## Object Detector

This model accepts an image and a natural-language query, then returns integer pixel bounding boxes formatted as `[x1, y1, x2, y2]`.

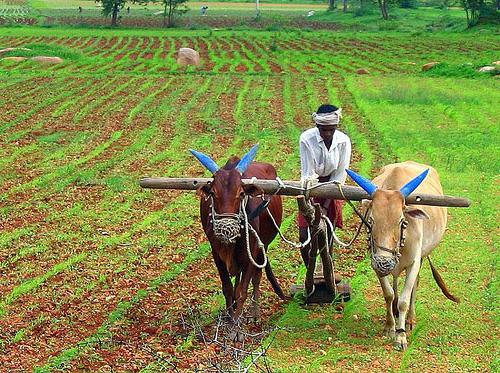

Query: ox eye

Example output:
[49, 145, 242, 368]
[239, 191, 246, 199]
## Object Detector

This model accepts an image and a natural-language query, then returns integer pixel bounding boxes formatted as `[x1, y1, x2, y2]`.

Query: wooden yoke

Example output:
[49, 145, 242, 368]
[297, 195, 337, 304]
[139, 177, 471, 207]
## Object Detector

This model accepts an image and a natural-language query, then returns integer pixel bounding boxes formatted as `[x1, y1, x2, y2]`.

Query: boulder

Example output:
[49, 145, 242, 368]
[2, 56, 27, 62]
[478, 66, 496, 72]
[30, 56, 64, 64]
[422, 62, 439, 71]
[492, 61, 500, 65]
[0, 47, 30, 56]
[355, 68, 370, 75]
[177, 48, 200, 67]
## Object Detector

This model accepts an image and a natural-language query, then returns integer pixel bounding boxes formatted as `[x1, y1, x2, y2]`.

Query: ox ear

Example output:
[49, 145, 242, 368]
[404, 206, 430, 220]
[189, 149, 220, 174]
[346, 169, 377, 196]
[242, 184, 264, 197]
[196, 182, 212, 197]
[400, 168, 429, 197]
[236, 144, 259, 174]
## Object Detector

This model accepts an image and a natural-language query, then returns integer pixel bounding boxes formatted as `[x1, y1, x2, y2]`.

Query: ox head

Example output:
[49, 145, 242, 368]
[346, 168, 430, 277]
[189, 145, 263, 244]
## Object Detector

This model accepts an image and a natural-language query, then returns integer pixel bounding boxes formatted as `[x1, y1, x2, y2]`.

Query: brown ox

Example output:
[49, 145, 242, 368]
[347, 161, 458, 350]
[190, 145, 286, 341]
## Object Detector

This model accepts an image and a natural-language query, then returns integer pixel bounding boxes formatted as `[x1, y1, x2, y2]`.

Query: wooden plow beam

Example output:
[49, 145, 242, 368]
[139, 177, 471, 207]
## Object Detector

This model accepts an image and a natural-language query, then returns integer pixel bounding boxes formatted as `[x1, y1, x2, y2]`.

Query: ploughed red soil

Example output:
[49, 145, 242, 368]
[0, 30, 387, 369]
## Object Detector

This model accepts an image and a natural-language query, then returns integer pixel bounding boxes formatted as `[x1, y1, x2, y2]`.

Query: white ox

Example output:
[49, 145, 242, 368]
[347, 161, 459, 350]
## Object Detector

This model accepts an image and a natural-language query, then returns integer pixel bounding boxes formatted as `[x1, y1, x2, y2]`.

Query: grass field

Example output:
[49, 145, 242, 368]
[0, 25, 498, 371]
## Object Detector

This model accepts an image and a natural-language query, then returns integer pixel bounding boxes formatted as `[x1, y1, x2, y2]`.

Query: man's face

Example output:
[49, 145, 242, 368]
[318, 125, 336, 142]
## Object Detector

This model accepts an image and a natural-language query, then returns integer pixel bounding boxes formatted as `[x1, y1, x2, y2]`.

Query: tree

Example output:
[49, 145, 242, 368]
[99, 0, 127, 26]
[461, 0, 499, 26]
[147, 0, 189, 27]
[378, 0, 389, 19]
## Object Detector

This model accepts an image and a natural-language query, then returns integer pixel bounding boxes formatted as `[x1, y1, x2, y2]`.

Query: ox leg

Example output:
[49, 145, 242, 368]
[379, 275, 396, 339]
[213, 254, 234, 317]
[406, 274, 419, 331]
[228, 268, 253, 342]
[249, 269, 262, 322]
[395, 257, 421, 351]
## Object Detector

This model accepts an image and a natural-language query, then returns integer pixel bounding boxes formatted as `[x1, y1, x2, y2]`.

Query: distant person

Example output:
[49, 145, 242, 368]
[78, 6, 82, 13]
[127, 6, 130, 13]
[200, 5, 208, 15]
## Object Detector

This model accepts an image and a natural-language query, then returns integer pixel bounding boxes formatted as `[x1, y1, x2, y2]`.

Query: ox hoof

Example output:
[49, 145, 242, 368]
[384, 327, 395, 339]
[406, 318, 416, 331]
[228, 327, 244, 342]
[248, 306, 261, 323]
[394, 333, 408, 351]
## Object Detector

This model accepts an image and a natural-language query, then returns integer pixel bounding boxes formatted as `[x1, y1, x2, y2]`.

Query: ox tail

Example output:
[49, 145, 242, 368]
[428, 256, 460, 303]
[265, 262, 288, 301]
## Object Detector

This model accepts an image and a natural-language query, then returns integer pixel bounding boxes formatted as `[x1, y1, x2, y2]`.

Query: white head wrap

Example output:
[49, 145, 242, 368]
[312, 108, 342, 126]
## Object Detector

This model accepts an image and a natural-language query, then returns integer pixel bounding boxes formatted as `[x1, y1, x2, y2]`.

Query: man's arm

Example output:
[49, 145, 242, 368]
[330, 139, 351, 184]
[300, 139, 316, 180]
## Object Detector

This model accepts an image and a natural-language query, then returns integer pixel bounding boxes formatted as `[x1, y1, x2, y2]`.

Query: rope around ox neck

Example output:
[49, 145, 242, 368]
[241, 196, 268, 269]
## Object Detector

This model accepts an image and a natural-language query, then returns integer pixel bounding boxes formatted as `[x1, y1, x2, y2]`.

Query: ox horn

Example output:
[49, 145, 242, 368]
[400, 168, 429, 197]
[346, 169, 377, 196]
[189, 149, 220, 174]
[236, 143, 259, 174]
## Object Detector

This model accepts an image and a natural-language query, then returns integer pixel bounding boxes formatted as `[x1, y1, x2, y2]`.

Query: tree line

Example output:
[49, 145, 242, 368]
[98, 0, 499, 28]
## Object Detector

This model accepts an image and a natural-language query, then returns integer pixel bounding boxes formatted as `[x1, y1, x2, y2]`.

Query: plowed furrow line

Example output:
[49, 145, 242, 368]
[0, 77, 88, 134]
[0, 77, 201, 286]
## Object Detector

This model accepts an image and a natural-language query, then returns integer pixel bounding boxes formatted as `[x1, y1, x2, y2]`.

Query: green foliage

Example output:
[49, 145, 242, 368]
[144, 0, 189, 27]
[98, 0, 142, 26]
[422, 62, 499, 77]
[461, 0, 499, 26]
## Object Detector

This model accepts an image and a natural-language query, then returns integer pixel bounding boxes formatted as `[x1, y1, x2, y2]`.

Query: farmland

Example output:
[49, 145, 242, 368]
[0, 26, 498, 372]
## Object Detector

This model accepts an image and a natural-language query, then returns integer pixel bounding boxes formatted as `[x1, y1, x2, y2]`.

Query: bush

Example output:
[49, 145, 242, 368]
[421, 62, 499, 78]
[400, 0, 419, 8]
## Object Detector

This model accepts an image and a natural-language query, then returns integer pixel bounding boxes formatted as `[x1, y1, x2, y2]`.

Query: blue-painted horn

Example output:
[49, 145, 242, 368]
[400, 168, 429, 197]
[189, 149, 220, 174]
[346, 169, 377, 196]
[236, 143, 259, 174]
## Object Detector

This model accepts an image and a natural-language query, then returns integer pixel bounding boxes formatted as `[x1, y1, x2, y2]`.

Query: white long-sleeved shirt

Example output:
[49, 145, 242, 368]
[299, 127, 351, 184]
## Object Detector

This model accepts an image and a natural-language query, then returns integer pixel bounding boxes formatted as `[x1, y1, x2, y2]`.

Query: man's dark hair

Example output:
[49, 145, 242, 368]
[316, 104, 338, 114]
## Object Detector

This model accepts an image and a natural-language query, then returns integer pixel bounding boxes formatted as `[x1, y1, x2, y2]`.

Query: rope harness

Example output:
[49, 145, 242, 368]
[208, 195, 268, 269]
[368, 217, 408, 277]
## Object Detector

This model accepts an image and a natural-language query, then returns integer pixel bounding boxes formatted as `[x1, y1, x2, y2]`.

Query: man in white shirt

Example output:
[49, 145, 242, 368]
[297, 104, 351, 266]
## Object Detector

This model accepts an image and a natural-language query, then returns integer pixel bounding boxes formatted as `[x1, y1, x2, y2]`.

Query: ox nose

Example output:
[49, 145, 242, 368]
[371, 254, 397, 277]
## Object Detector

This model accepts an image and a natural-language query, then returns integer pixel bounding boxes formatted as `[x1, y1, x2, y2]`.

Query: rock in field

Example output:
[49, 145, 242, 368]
[422, 62, 440, 71]
[2, 56, 27, 62]
[0, 47, 30, 56]
[30, 56, 64, 64]
[492, 61, 500, 65]
[356, 68, 370, 75]
[478, 66, 496, 72]
[177, 48, 200, 67]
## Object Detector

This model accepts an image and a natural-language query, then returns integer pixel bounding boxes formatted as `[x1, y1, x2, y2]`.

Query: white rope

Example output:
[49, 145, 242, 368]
[242, 197, 267, 269]
[324, 214, 352, 248]
[264, 205, 305, 248]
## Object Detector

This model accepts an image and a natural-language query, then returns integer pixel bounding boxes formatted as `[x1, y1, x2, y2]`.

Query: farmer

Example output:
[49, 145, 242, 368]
[297, 104, 351, 265]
